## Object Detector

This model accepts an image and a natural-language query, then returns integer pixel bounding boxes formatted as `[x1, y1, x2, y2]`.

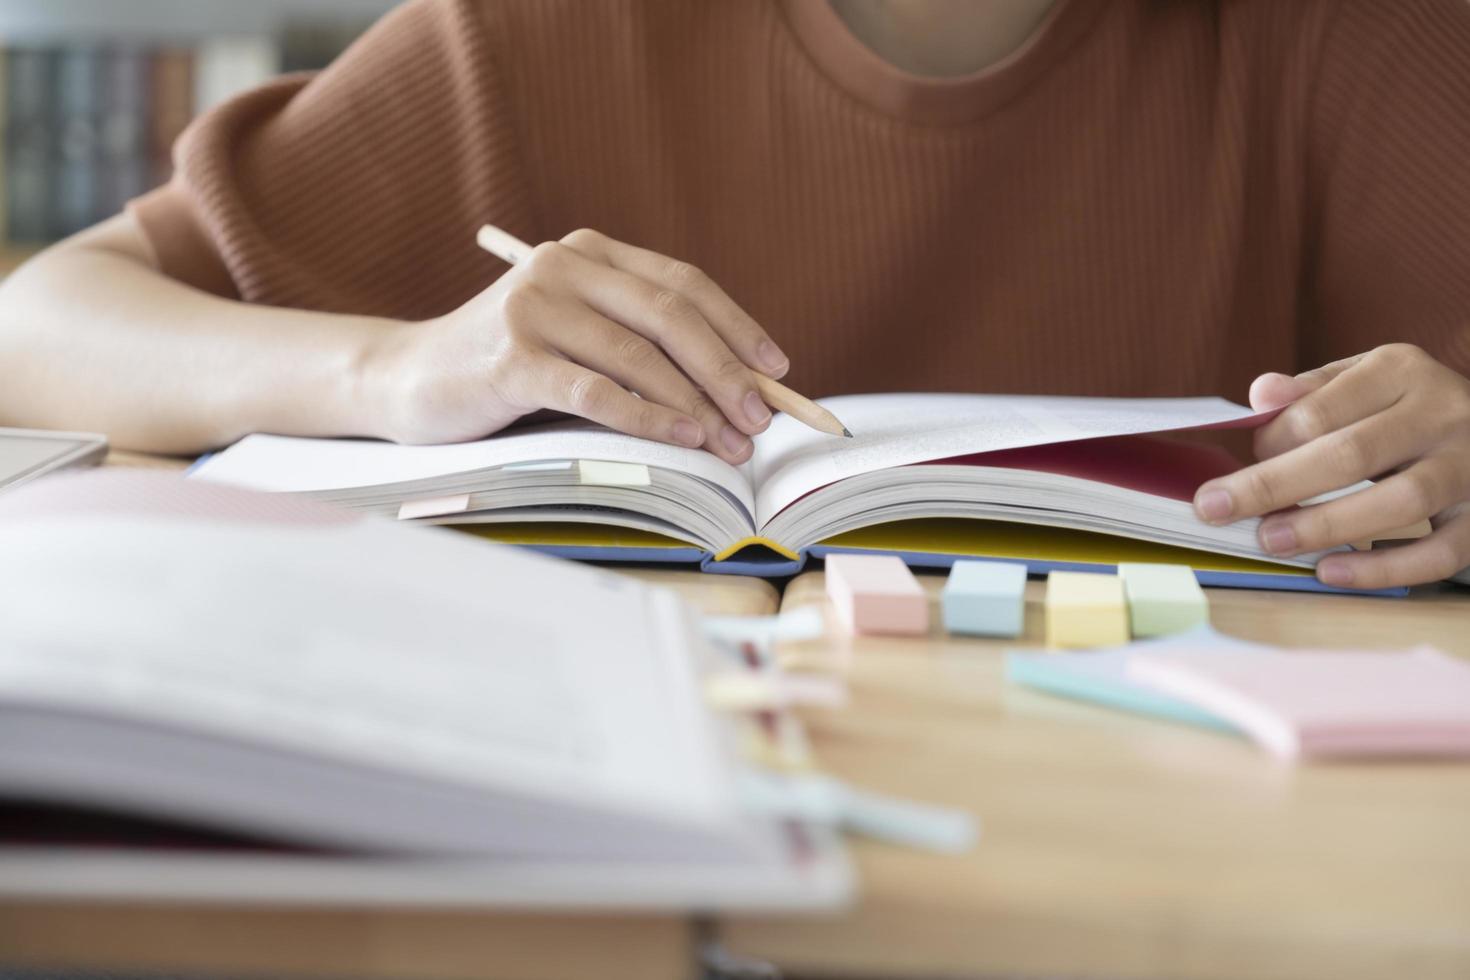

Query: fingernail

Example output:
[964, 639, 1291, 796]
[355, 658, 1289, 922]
[758, 340, 789, 375]
[671, 419, 704, 448]
[1260, 522, 1297, 556]
[744, 390, 771, 427]
[1196, 488, 1234, 524]
[721, 425, 752, 457]
[1318, 560, 1355, 588]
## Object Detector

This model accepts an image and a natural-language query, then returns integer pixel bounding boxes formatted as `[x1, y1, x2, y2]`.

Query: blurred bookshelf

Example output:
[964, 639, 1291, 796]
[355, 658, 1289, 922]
[0, 0, 396, 267]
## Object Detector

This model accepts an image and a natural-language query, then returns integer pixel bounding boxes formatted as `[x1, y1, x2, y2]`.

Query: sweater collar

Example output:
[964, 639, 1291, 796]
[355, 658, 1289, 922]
[778, 0, 1107, 125]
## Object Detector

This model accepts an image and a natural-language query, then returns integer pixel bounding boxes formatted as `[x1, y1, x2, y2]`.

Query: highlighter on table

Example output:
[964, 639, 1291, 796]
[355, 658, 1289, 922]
[476, 224, 852, 439]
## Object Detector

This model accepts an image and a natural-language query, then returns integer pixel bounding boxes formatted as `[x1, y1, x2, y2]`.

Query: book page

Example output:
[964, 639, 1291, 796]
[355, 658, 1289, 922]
[751, 394, 1255, 527]
[0, 516, 734, 825]
[193, 418, 756, 520]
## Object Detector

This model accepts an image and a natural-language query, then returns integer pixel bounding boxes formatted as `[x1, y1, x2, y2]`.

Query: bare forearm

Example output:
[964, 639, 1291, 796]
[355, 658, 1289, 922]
[0, 218, 398, 454]
[0, 218, 789, 465]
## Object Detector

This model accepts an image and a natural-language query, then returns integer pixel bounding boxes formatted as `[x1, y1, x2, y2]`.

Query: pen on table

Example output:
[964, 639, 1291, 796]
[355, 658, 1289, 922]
[476, 224, 853, 439]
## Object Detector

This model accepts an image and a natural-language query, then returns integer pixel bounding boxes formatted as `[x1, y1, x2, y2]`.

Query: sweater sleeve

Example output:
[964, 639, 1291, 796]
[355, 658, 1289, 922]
[1303, 0, 1470, 376]
[127, 0, 534, 319]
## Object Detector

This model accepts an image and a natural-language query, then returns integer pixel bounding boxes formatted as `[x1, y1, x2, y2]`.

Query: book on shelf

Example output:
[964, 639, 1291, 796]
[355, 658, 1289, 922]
[1, 42, 193, 245]
[0, 470, 853, 908]
[191, 392, 1439, 596]
[3, 46, 56, 244]
[55, 44, 101, 238]
[98, 46, 153, 220]
[146, 46, 194, 191]
[0, 15, 368, 251]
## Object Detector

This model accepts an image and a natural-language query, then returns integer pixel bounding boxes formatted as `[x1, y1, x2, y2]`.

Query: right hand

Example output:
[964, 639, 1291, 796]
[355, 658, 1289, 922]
[366, 228, 789, 464]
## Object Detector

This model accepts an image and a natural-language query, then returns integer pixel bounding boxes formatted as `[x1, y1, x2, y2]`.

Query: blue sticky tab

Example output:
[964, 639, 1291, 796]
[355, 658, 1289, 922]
[1004, 627, 1257, 732]
[942, 560, 1028, 637]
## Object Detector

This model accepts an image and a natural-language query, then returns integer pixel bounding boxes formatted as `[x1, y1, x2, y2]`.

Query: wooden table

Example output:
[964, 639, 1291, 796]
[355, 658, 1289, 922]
[9, 449, 1470, 978]
[718, 572, 1470, 980]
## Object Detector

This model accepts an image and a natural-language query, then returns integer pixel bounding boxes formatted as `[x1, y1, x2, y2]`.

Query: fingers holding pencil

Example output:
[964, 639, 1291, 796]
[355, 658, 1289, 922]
[558, 228, 792, 381]
[475, 224, 852, 446]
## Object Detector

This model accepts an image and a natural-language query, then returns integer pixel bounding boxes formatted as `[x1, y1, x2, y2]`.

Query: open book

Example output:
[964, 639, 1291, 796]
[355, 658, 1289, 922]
[192, 393, 1403, 595]
[0, 471, 851, 908]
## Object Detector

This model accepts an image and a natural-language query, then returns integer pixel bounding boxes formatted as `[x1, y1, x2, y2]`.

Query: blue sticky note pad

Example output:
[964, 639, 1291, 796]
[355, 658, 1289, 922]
[942, 560, 1027, 637]
[1005, 627, 1260, 732]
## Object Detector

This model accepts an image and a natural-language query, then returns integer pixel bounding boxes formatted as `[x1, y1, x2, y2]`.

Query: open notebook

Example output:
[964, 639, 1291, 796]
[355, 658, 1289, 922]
[0, 471, 851, 908]
[191, 393, 1412, 596]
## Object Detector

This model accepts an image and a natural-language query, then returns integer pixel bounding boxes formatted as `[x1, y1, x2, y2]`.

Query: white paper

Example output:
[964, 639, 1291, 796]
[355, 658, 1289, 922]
[750, 394, 1255, 527]
[193, 419, 755, 519]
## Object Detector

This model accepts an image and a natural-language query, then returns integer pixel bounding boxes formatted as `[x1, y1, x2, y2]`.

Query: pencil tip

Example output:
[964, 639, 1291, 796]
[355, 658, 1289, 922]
[842, 428, 853, 438]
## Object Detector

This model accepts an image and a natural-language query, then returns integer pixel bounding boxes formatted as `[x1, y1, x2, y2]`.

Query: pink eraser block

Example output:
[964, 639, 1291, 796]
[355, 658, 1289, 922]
[1128, 646, 1470, 760]
[825, 553, 929, 636]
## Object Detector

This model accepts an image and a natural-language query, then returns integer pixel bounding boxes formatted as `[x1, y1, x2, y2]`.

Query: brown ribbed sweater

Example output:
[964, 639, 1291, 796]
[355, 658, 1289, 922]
[131, 0, 1470, 401]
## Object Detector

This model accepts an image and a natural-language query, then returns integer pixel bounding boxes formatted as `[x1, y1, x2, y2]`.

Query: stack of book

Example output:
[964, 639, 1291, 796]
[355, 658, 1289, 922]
[0, 19, 371, 249]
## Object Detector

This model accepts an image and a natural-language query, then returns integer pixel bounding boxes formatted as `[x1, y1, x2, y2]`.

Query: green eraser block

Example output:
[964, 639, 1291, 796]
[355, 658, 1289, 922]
[1117, 562, 1208, 638]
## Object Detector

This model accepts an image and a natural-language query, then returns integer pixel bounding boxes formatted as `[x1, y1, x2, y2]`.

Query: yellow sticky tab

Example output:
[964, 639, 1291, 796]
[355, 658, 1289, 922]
[576, 459, 651, 486]
[712, 536, 801, 562]
[740, 728, 815, 772]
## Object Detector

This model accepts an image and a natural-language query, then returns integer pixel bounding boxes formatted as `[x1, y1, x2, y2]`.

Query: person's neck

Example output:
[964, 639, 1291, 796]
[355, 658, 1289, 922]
[828, 0, 1062, 77]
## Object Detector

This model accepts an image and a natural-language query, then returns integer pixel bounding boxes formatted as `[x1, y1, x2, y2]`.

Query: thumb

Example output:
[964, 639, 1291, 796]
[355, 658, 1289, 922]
[1248, 372, 1318, 412]
[1248, 353, 1368, 412]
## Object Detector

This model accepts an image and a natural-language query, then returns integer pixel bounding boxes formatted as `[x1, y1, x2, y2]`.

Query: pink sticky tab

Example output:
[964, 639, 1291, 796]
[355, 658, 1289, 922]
[397, 494, 471, 520]
[824, 553, 929, 636]
[1128, 646, 1470, 760]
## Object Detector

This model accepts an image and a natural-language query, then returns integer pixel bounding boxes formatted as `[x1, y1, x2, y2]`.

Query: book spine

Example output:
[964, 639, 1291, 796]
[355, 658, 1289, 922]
[148, 47, 194, 190]
[279, 19, 372, 73]
[54, 44, 102, 238]
[0, 47, 8, 248]
[98, 45, 151, 220]
[4, 47, 57, 244]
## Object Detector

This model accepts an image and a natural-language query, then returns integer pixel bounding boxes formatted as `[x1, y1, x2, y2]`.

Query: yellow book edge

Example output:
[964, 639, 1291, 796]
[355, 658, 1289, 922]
[820, 519, 1313, 577]
[451, 518, 1311, 577]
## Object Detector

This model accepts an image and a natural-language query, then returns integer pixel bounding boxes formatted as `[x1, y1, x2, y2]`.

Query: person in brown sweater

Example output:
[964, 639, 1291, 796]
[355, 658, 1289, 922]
[1, 0, 1468, 589]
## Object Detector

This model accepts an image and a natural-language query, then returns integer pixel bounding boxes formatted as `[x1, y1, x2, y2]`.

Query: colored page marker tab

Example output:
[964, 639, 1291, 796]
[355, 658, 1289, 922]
[576, 459, 651, 486]
[705, 673, 848, 711]
[703, 606, 826, 649]
[1045, 571, 1129, 648]
[738, 772, 977, 854]
[824, 553, 929, 636]
[942, 560, 1027, 637]
[397, 493, 471, 520]
[503, 459, 574, 472]
[1117, 562, 1208, 637]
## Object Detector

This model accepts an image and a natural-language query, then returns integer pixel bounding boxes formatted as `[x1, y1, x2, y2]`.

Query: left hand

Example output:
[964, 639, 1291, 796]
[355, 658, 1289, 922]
[1193, 343, 1470, 590]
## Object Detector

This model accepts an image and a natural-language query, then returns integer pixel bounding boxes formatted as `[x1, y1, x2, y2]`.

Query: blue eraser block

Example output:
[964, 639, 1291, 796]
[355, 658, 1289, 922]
[942, 560, 1028, 637]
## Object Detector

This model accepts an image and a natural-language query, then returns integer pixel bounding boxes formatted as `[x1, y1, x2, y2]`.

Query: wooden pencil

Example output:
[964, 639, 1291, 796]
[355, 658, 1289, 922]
[753, 374, 851, 437]
[476, 223, 852, 438]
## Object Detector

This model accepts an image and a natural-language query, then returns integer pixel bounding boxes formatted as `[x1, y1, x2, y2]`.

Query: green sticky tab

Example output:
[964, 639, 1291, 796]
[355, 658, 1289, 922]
[1118, 563, 1208, 638]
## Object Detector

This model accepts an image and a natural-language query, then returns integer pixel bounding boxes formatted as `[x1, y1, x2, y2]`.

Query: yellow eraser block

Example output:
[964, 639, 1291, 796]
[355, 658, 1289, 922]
[1045, 571, 1129, 648]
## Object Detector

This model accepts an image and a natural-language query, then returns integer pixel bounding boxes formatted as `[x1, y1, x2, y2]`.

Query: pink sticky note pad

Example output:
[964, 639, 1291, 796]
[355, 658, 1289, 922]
[824, 553, 929, 636]
[1128, 647, 1470, 760]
